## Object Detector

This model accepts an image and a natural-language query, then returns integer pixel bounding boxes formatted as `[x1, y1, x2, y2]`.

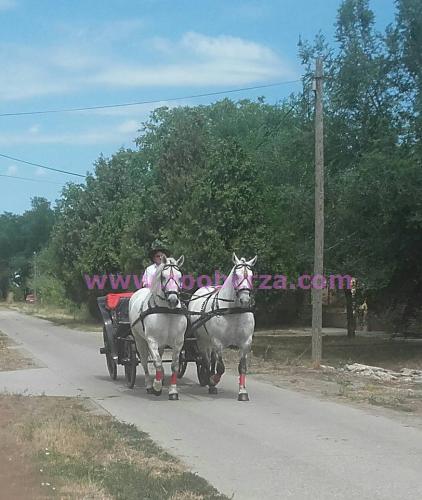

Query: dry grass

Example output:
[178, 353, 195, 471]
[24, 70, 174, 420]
[4, 395, 226, 500]
[222, 341, 422, 416]
[1, 302, 101, 332]
[170, 493, 206, 500]
[0, 330, 37, 371]
[58, 480, 112, 499]
[252, 333, 422, 370]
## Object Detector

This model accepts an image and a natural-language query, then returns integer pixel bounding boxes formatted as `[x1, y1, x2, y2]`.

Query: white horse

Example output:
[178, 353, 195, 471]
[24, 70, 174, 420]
[188, 253, 257, 401]
[129, 256, 187, 400]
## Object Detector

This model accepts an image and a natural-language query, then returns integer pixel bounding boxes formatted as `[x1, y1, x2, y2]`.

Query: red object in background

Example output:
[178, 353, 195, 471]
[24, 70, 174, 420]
[25, 294, 36, 304]
[105, 292, 134, 310]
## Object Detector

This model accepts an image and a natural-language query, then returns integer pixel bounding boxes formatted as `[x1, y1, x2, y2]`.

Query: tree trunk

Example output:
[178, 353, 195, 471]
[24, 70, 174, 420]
[345, 289, 356, 338]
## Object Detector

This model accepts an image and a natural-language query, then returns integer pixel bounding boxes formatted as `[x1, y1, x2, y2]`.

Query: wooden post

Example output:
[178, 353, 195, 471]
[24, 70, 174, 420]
[33, 251, 37, 303]
[312, 57, 324, 368]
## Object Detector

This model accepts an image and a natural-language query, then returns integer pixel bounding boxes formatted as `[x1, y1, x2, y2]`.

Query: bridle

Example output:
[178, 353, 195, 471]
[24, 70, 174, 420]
[157, 263, 182, 302]
[232, 263, 254, 298]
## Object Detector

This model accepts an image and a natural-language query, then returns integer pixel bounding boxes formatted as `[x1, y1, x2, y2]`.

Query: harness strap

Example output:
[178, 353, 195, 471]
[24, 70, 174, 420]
[188, 306, 254, 333]
[131, 304, 188, 329]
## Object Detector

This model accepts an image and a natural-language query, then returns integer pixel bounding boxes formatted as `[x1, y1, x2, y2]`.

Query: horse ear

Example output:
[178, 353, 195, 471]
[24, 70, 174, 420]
[177, 255, 184, 267]
[247, 255, 258, 266]
[232, 252, 240, 265]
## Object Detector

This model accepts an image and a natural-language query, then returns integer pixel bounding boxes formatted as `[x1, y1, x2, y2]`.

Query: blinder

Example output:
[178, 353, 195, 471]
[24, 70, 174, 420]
[160, 263, 182, 301]
[232, 263, 255, 297]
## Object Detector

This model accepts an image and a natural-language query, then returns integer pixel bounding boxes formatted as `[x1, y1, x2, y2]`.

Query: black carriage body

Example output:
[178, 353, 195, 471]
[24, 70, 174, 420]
[97, 292, 227, 386]
[97, 295, 138, 387]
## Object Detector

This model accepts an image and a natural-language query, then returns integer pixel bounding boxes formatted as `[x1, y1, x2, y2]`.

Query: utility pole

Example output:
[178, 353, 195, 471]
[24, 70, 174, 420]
[33, 251, 37, 303]
[312, 57, 324, 368]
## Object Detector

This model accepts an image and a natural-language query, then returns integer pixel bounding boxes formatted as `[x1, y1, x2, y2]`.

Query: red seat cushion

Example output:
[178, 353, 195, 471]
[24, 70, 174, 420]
[106, 292, 134, 310]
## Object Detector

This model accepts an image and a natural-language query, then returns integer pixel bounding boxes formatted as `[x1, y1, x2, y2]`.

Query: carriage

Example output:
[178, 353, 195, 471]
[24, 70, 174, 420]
[97, 292, 209, 388]
[98, 253, 256, 401]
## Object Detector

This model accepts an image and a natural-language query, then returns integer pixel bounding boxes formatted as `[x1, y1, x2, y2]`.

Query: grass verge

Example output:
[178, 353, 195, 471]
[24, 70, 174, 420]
[3, 394, 227, 500]
[0, 302, 101, 332]
[223, 334, 422, 416]
[252, 333, 422, 371]
[0, 330, 36, 371]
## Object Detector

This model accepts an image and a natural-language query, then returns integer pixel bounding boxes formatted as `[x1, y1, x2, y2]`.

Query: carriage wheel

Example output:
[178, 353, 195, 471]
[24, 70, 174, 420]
[177, 350, 188, 379]
[124, 335, 137, 389]
[103, 327, 117, 380]
[196, 359, 209, 387]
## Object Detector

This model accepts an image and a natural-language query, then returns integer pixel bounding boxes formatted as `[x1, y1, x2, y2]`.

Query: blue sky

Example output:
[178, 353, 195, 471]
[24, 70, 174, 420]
[0, 0, 396, 214]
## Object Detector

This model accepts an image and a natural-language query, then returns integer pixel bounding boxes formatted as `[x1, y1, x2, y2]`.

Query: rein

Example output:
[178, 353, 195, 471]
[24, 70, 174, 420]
[131, 295, 187, 329]
[233, 263, 254, 294]
[131, 262, 255, 332]
[187, 287, 254, 334]
[155, 263, 182, 301]
[131, 289, 254, 332]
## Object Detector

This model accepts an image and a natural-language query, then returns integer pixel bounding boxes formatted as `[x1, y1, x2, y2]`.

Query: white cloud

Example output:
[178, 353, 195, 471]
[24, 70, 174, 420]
[90, 32, 292, 87]
[56, 18, 146, 45]
[0, 30, 296, 102]
[29, 125, 40, 134]
[5, 164, 18, 175]
[149, 36, 174, 54]
[182, 32, 277, 63]
[0, 0, 17, 11]
[35, 167, 46, 176]
[0, 120, 142, 146]
[116, 119, 140, 134]
[0, 46, 75, 100]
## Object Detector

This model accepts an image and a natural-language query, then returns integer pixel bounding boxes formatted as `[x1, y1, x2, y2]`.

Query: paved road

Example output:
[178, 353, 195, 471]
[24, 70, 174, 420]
[1, 309, 422, 500]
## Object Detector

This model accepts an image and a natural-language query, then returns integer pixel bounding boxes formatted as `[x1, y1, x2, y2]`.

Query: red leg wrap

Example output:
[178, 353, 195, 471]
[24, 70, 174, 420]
[155, 369, 164, 382]
[239, 374, 246, 387]
[170, 372, 177, 385]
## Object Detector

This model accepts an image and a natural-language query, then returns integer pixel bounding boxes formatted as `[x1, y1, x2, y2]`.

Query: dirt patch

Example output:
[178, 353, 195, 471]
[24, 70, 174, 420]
[223, 333, 422, 417]
[0, 330, 37, 371]
[253, 333, 422, 370]
[1, 394, 227, 500]
[0, 396, 48, 499]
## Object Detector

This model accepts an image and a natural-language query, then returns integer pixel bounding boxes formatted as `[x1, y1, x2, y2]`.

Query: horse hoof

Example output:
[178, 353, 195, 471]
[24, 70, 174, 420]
[146, 387, 154, 394]
[208, 386, 218, 395]
[238, 393, 250, 402]
[151, 389, 162, 397]
[168, 393, 179, 401]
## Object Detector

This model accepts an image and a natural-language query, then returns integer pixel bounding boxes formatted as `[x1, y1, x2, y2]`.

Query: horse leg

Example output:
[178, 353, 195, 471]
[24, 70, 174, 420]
[215, 349, 225, 384]
[198, 348, 214, 393]
[208, 350, 218, 394]
[210, 350, 216, 376]
[238, 347, 250, 402]
[209, 347, 225, 393]
[137, 337, 153, 393]
[169, 348, 180, 401]
[148, 339, 164, 396]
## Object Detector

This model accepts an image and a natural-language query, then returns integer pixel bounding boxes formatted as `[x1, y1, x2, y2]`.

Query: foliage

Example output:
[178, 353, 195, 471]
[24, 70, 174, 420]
[2, 0, 422, 330]
[0, 198, 55, 299]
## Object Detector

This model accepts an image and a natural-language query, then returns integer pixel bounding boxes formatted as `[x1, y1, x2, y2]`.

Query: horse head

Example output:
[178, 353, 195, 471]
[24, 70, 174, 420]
[231, 252, 257, 308]
[156, 255, 184, 308]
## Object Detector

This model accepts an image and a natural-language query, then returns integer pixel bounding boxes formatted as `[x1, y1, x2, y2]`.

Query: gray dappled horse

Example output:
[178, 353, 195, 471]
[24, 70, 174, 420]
[188, 253, 257, 401]
[129, 256, 187, 400]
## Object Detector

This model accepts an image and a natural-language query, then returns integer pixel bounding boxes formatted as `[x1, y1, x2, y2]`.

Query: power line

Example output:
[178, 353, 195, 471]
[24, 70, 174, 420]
[0, 173, 63, 185]
[0, 80, 301, 118]
[255, 103, 297, 148]
[0, 153, 85, 178]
